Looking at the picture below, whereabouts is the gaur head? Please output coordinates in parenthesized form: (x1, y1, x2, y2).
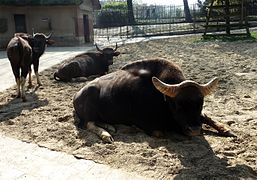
(152, 77, 218, 136)
(29, 30, 54, 55)
(95, 43, 120, 65)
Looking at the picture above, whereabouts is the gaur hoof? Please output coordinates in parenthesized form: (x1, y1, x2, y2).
(217, 124, 237, 137)
(101, 134, 114, 143)
(220, 130, 237, 137)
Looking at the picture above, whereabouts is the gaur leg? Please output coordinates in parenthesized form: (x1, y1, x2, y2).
(28, 66, 33, 88)
(72, 77, 88, 82)
(33, 59, 42, 86)
(96, 122, 116, 133)
(20, 66, 29, 102)
(10, 64, 21, 98)
(15, 78, 21, 98)
(73, 86, 114, 142)
(87, 121, 114, 143)
(35, 72, 41, 86)
(20, 77, 27, 102)
(201, 114, 236, 137)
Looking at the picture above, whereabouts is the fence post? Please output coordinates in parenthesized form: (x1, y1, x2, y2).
(126, 25, 129, 38)
(193, 4, 196, 32)
(107, 27, 109, 41)
(120, 26, 122, 39)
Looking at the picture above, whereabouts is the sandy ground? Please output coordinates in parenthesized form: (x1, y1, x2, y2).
(1, 35, 257, 179)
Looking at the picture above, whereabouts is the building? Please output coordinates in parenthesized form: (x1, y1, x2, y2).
(0, 0, 101, 48)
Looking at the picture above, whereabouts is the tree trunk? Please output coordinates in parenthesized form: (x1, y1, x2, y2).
(183, 0, 193, 23)
(127, 0, 135, 25)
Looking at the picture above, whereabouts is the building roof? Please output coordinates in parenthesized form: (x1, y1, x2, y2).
(0, 0, 101, 9)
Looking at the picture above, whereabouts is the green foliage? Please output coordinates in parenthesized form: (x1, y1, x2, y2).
(96, 1, 128, 27)
(102, 1, 127, 10)
(250, 31, 257, 39)
(95, 10, 128, 28)
(200, 0, 244, 6)
(201, 33, 256, 42)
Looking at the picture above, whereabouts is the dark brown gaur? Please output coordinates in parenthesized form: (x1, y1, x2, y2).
(53, 43, 120, 82)
(27, 31, 54, 87)
(6, 32, 54, 101)
(73, 58, 235, 143)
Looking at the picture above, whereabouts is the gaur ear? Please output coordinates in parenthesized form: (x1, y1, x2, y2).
(113, 51, 120, 56)
(46, 39, 55, 45)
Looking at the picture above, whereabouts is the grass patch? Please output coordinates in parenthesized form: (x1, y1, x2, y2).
(200, 33, 257, 42)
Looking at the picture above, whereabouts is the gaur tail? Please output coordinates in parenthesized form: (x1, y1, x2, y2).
(53, 72, 61, 81)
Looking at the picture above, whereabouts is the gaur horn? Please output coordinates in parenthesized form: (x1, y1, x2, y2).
(45, 31, 53, 39)
(152, 77, 179, 97)
(152, 77, 218, 97)
(114, 42, 118, 51)
(95, 43, 103, 52)
(199, 77, 219, 96)
(32, 28, 35, 37)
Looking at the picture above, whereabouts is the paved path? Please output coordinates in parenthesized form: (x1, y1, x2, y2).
(0, 134, 148, 180)
(0, 45, 151, 179)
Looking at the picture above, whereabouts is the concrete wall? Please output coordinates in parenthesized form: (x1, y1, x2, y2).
(0, 3, 95, 48)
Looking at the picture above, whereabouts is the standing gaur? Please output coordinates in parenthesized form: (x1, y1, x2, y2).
(73, 58, 235, 143)
(53, 43, 120, 82)
(6, 31, 54, 101)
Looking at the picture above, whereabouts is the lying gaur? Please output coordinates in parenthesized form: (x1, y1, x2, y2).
(54, 44, 120, 82)
(73, 58, 235, 143)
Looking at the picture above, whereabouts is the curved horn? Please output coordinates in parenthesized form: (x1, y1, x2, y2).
(199, 77, 219, 96)
(152, 77, 179, 97)
(114, 42, 118, 51)
(95, 43, 103, 52)
(45, 31, 53, 39)
(32, 28, 35, 37)
(152, 76, 219, 98)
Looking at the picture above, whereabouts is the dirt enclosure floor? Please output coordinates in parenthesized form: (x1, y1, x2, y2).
(1, 35, 257, 179)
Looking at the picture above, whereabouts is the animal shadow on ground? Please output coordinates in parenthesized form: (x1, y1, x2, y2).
(73, 111, 257, 179)
(160, 134, 257, 179)
(0, 87, 48, 122)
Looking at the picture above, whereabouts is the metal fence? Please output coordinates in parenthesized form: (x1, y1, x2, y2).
(93, 2, 257, 41)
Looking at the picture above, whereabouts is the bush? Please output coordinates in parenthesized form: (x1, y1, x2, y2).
(102, 1, 127, 10)
(95, 10, 128, 28)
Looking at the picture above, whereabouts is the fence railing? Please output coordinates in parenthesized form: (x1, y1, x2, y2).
(93, 2, 257, 41)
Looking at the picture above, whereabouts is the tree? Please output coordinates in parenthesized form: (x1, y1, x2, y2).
(127, 0, 135, 24)
(183, 0, 193, 22)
